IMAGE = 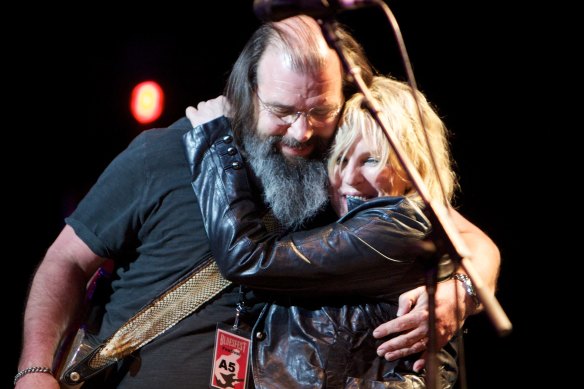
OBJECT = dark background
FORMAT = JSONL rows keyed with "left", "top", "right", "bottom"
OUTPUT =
{"left": 7, "top": 1, "right": 542, "bottom": 387}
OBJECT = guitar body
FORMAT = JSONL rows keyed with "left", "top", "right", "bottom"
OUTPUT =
{"left": 54, "top": 262, "right": 114, "bottom": 388}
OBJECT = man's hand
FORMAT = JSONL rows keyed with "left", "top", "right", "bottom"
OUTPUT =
{"left": 373, "top": 279, "right": 471, "bottom": 372}
{"left": 186, "top": 96, "right": 229, "bottom": 128}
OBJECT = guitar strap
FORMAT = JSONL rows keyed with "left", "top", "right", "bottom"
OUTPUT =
{"left": 59, "top": 257, "right": 232, "bottom": 386}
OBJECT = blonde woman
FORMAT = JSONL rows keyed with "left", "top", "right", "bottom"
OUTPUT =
{"left": 185, "top": 75, "right": 498, "bottom": 387}
{"left": 328, "top": 76, "right": 455, "bottom": 214}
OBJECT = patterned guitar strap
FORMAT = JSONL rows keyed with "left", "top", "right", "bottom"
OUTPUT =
{"left": 59, "top": 258, "right": 232, "bottom": 386}
{"left": 59, "top": 211, "right": 285, "bottom": 387}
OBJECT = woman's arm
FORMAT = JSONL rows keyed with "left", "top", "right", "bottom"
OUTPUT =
{"left": 185, "top": 117, "right": 445, "bottom": 298}
{"left": 185, "top": 106, "right": 501, "bottom": 366}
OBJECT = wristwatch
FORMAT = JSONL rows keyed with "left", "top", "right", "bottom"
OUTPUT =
{"left": 452, "top": 273, "right": 481, "bottom": 308}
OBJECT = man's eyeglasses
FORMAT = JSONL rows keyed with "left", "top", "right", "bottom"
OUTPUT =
{"left": 257, "top": 95, "right": 342, "bottom": 127}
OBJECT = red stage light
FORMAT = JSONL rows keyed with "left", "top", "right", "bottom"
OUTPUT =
{"left": 131, "top": 81, "right": 164, "bottom": 124}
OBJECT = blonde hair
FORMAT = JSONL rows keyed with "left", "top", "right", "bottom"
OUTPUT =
{"left": 328, "top": 76, "right": 458, "bottom": 204}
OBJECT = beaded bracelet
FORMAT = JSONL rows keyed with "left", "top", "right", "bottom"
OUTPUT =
{"left": 14, "top": 366, "right": 53, "bottom": 386}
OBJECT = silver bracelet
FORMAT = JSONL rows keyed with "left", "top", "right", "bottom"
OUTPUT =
{"left": 452, "top": 273, "right": 481, "bottom": 308}
{"left": 14, "top": 366, "right": 53, "bottom": 386}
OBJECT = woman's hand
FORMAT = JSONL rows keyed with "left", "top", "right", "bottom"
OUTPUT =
{"left": 186, "top": 95, "right": 230, "bottom": 128}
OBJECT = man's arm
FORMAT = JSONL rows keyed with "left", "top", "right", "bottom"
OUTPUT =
{"left": 16, "top": 225, "right": 105, "bottom": 388}
{"left": 372, "top": 209, "right": 500, "bottom": 371}
{"left": 451, "top": 208, "right": 500, "bottom": 292}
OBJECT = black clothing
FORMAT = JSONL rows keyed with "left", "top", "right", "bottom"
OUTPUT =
{"left": 67, "top": 118, "right": 260, "bottom": 388}
{"left": 185, "top": 117, "right": 458, "bottom": 388}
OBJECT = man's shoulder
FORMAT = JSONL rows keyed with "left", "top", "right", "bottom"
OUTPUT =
{"left": 125, "top": 117, "right": 193, "bottom": 154}
{"left": 138, "top": 117, "right": 192, "bottom": 141}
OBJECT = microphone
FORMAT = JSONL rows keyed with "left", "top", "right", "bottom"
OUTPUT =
{"left": 253, "top": 0, "right": 377, "bottom": 22}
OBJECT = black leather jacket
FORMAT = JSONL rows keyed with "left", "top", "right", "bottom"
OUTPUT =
{"left": 184, "top": 117, "right": 457, "bottom": 388}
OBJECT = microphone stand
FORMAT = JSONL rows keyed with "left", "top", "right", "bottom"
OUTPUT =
{"left": 318, "top": 18, "right": 512, "bottom": 389}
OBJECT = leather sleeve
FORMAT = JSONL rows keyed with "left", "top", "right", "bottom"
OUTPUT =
{"left": 184, "top": 117, "right": 438, "bottom": 298}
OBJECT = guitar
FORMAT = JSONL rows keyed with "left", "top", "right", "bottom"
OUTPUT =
{"left": 53, "top": 262, "right": 114, "bottom": 388}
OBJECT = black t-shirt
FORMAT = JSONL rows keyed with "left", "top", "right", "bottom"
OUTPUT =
{"left": 66, "top": 118, "right": 256, "bottom": 388}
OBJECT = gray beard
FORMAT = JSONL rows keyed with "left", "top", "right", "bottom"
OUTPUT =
{"left": 242, "top": 131, "right": 329, "bottom": 230}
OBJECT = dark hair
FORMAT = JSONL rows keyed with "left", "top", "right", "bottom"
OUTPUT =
{"left": 224, "top": 16, "right": 374, "bottom": 140}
